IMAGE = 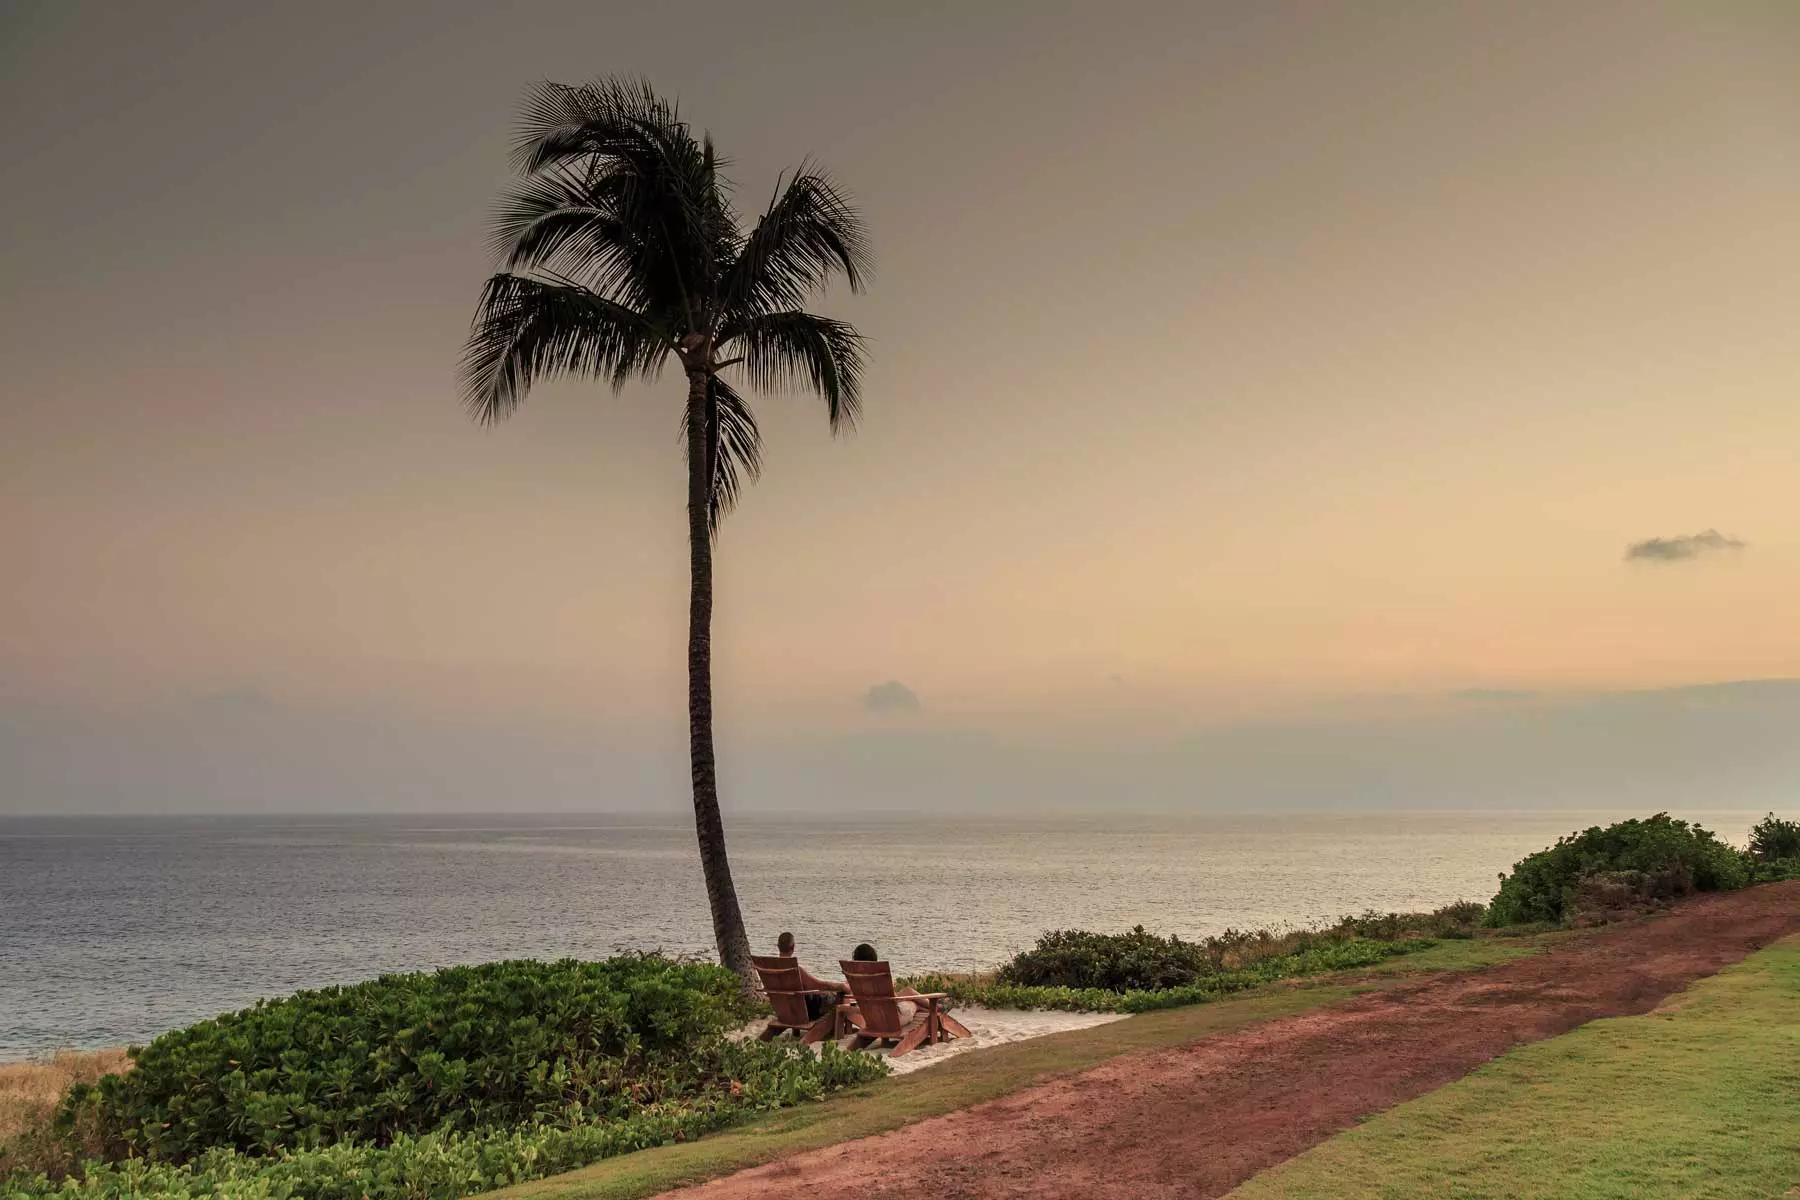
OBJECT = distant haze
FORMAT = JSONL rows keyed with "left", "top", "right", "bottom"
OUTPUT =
{"left": 4, "top": 679, "right": 1796, "bottom": 816}
{"left": 4, "top": 3, "right": 1799, "bottom": 815}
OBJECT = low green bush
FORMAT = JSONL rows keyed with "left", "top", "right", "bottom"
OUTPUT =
{"left": 996, "top": 927, "right": 1212, "bottom": 992}
{"left": 1485, "top": 814, "right": 1748, "bottom": 928}
{"left": 991, "top": 901, "right": 1478, "bottom": 1003}
{"left": 70, "top": 956, "right": 753, "bottom": 1163}
{"left": 4, "top": 1043, "right": 884, "bottom": 1200}
{"left": 1748, "top": 857, "right": 1800, "bottom": 884}
{"left": 916, "top": 937, "right": 1434, "bottom": 1013}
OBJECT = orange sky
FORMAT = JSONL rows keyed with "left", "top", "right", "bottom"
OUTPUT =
{"left": 4, "top": 2, "right": 1799, "bottom": 811}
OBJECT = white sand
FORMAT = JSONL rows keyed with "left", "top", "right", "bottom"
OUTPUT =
{"left": 732, "top": 1006, "right": 1128, "bottom": 1076}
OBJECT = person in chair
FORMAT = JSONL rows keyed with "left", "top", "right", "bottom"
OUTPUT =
{"left": 778, "top": 931, "right": 849, "bottom": 1020}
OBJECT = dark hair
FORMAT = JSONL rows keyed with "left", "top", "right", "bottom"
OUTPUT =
{"left": 851, "top": 942, "right": 877, "bottom": 962}
{"left": 777, "top": 931, "right": 795, "bottom": 955}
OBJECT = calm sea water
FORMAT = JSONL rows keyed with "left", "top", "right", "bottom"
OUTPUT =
{"left": 0, "top": 810, "right": 1759, "bottom": 1060}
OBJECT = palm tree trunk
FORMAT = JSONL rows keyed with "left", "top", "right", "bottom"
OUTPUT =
{"left": 684, "top": 367, "right": 756, "bottom": 986}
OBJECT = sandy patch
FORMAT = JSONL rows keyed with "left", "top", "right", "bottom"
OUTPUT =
{"left": 731, "top": 1006, "right": 1127, "bottom": 1075}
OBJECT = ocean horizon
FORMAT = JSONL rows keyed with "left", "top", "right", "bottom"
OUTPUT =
{"left": 0, "top": 808, "right": 1768, "bottom": 1061}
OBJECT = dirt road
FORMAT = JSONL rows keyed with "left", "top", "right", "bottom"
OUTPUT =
{"left": 672, "top": 881, "right": 1800, "bottom": 1199}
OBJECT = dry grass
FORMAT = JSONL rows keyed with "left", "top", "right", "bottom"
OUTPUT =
{"left": 0, "top": 1048, "right": 130, "bottom": 1175}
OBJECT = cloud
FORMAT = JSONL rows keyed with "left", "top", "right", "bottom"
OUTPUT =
{"left": 1624, "top": 529, "right": 1745, "bottom": 563}
{"left": 863, "top": 681, "right": 921, "bottom": 713}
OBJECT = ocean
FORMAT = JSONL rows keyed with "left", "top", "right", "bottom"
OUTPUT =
{"left": 0, "top": 809, "right": 1761, "bottom": 1060}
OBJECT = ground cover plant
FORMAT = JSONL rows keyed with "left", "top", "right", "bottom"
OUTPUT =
{"left": 913, "top": 937, "right": 1435, "bottom": 1014}
{"left": 1, "top": 957, "right": 884, "bottom": 1200}
{"left": 1227, "top": 936, "right": 1800, "bottom": 1200}
{"left": 906, "top": 905, "right": 1485, "bottom": 1013}
{"left": 80, "top": 956, "right": 751, "bottom": 1161}
{"left": 1, "top": 1047, "right": 882, "bottom": 1200}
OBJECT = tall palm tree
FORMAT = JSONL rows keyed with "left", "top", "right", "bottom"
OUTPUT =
{"left": 461, "top": 78, "right": 869, "bottom": 984}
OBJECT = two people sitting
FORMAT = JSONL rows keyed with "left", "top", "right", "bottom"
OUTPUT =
{"left": 775, "top": 931, "right": 927, "bottom": 1025}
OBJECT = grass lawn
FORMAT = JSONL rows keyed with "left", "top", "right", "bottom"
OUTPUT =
{"left": 1228, "top": 935, "right": 1800, "bottom": 1200}
{"left": 489, "top": 935, "right": 1551, "bottom": 1200}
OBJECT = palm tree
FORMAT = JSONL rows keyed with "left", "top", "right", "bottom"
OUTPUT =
{"left": 461, "top": 78, "right": 869, "bottom": 984}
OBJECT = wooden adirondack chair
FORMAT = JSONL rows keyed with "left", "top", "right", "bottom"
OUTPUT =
{"left": 839, "top": 959, "right": 972, "bottom": 1057}
{"left": 750, "top": 955, "right": 842, "bottom": 1044}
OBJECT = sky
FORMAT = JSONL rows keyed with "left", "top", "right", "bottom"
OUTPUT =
{"left": 3, "top": 1, "right": 1799, "bottom": 815}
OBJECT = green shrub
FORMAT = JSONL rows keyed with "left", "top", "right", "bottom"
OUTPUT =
{"left": 72, "top": 955, "right": 753, "bottom": 1163}
{"left": 997, "top": 927, "right": 1214, "bottom": 992}
{"left": 1747, "top": 813, "right": 1800, "bottom": 864}
{"left": 1486, "top": 814, "right": 1748, "bottom": 928}
{"left": 919, "top": 937, "right": 1434, "bottom": 1013}
{"left": 994, "top": 904, "right": 1475, "bottom": 1000}
{"left": 4, "top": 1043, "right": 885, "bottom": 1200}
{"left": 1748, "top": 857, "right": 1800, "bottom": 883}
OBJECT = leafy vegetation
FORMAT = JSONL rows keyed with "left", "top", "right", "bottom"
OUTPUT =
{"left": 968, "top": 901, "right": 1488, "bottom": 1012}
{"left": 2, "top": 957, "right": 884, "bottom": 1200}
{"left": 1484, "top": 814, "right": 1749, "bottom": 927}
{"left": 3, "top": 1044, "right": 881, "bottom": 1200}
{"left": 1230, "top": 937, "right": 1800, "bottom": 1200}
{"left": 1747, "top": 857, "right": 1800, "bottom": 883}
{"left": 73, "top": 957, "right": 752, "bottom": 1162}
{"left": 908, "top": 901, "right": 1493, "bottom": 1014}
{"left": 1746, "top": 812, "right": 1800, "bottom": 882}
{"left": 911, "top": 927, "right": 1445, "bottom": 1013}
{"left": 1747, "top": 812, "right": 1800, "bottom": 861}
{"left": 996, "top": 927, "right": 1214, "bottom": 992}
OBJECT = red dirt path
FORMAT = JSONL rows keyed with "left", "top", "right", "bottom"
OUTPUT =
{"left": 673, "top": 882, "right": 1800, "bottom": 1199}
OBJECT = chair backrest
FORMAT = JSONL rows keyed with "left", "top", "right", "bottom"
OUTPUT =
{"left": 841, "top": 959, "right": 905, "bottom": 1037}
{"left": 751, "top": 955, "right": 815, "bottom": 1027}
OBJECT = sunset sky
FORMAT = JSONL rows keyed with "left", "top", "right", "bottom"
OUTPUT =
{"left": 4, "top": 2, "right": 1798, "bottom": 813}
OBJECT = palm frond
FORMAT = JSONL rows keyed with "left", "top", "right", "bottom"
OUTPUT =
{"left": 508, "top": 77, "right": 725, "bottom": 328}
{"left": 722, "top": 168, "right": 870, "bottom": 318}
{"left": 723, "top": 310, "right": 866, "bottom": 433}
{"left": 511, "top": 77, "right": 675, "bottom": 175}
{"left": 680, "top": 375, "right": 764, "bottom": 533}
{"left": 461, "top": 273, "right": 668, "bottom": 424}
{"left": 487, "top": 166, "right": 650, "bottom": 305}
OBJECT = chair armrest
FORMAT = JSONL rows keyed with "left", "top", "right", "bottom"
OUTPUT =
{"left": 907, "top": 992, "right": 950, "bottom": 1001}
